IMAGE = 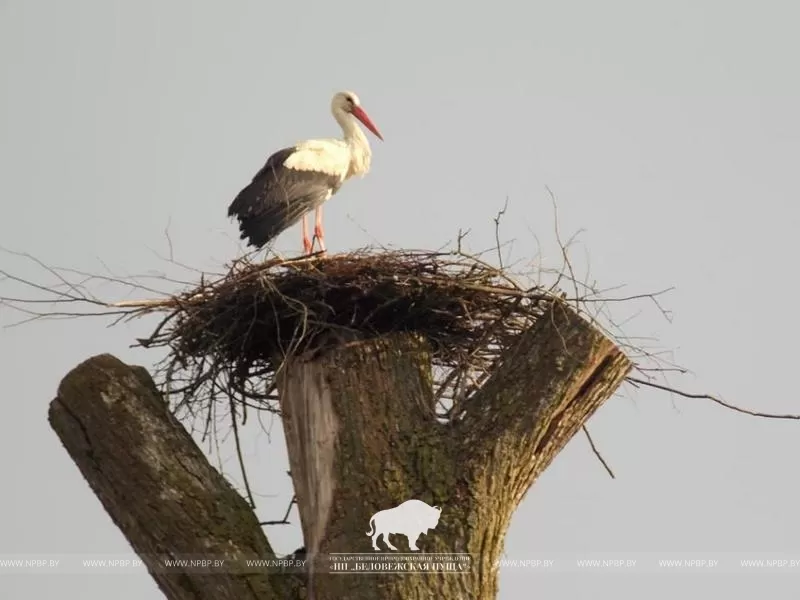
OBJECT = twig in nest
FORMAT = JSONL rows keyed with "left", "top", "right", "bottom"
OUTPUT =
{"left": 493, "top": 196, "right": 509, "bottom": 269}
{"left": 547, "top": 186, "right": 582, "bottom": 311}
{"left": 228, "top": 396, "right": 257, "bottom": 509}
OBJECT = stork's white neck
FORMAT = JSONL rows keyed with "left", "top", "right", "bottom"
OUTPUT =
{"left": 333, "top": 109, "right": 372, "bottom": 179}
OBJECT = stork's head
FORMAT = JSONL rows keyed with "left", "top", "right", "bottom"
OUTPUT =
{"left": 332, "top": 90, "right": 383, "bottom": 141}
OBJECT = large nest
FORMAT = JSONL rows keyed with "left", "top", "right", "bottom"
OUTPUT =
{"left": 139, "top": 249, "right": 562, "bottom": 423}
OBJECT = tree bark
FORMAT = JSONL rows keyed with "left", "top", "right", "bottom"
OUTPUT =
{"left": 49, "top": 354, "right": 302, "bottom": 600}
{"left": 278, "top": 300, "right": 631, "bottom": 600}
{"left": 49, "top": 300, "right": 630, "bottom": 600}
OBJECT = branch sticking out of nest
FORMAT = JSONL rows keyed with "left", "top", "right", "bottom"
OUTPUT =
{"left": 133, "top": 249, "right": 558, "bottom": 423}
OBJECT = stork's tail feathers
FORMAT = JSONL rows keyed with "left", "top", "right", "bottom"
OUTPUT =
{"left": 228, "top": 185, "right": 312, "bottom": 249}
{"left": 228, "top": 150, "right": 341, "bottom": 250}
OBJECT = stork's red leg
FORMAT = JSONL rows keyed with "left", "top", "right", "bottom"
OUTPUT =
{"left": 301, "top": 213, "right": 313, "bottom": 255}
{"left": 314, "top": 206, "right": 326, "bottom": 254}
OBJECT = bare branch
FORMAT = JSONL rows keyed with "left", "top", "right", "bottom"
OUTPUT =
{"left": 259, "top": 496, "right": 297, "bottom": 527}
{"left": 493, "top": 196, "right": 509, "bottom": 269}
{"left": 626, "top": 376, "right": 800, "bottom": 420}
{"left": 229, "top": 396, "right": 257, "bottom": 510}
{"left": 582, "top": 426, "right": 615, "bottom": 479}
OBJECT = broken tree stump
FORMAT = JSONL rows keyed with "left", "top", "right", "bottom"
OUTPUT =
{"left": 48, "top": 355, "right": 303, "bottom": 600}
{"left": 278, "top": 301, "right": 630, "bottom": 599}
{"left": 49, "top": 298, "right": 630, "bottom": 600}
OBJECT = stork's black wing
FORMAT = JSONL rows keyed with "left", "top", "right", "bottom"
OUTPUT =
{"left": 228, "top": 147, "right": 342, "bottom": 249}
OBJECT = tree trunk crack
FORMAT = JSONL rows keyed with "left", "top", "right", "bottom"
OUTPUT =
{"left": 52, "top": 396, "right": 97, "bottom": 465}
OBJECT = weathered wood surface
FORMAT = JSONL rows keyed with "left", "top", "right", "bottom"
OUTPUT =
{"left": 50, "top": 299, "right": 630, "bottom": 600}
{"left": 278, "top": 301, "right": 631, "bottom": 600}
{"left": 48, "top": 354, "right": 302, "bottom": 600}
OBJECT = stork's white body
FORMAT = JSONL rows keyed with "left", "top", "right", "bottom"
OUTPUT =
{"left": 285, "top": 135, "right": 372, "bottom": 182}
{"left": 227, "top": 91, "right": 382, "bottom": 254}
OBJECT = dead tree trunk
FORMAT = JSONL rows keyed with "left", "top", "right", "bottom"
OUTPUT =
{"left": 50, "top": 301, "right": 630, "bottom": 600}
{"left": 49, "top": 355, "right": 304, "bottom": 600}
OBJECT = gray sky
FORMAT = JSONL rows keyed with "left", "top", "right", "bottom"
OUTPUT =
{"left": 2, "top": 0, "right": 799, "bottom": 598}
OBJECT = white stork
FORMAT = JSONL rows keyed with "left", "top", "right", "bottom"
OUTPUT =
{"left": 228, "top": 90, "right": 383, "bottom": 255}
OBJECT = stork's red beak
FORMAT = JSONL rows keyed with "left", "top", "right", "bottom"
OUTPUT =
{"left": 352, "top": 106, "right": 384, "bottom": 141}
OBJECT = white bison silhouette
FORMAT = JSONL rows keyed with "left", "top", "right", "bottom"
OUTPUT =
{"left": 366, "top": 499, "right": 442, "bottom": 551}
